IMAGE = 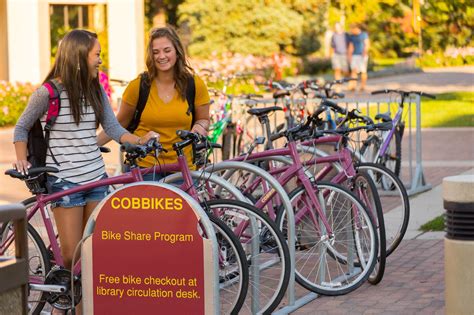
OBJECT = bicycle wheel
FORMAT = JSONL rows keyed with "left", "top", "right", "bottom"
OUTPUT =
{"left": 276, "top": 182, "right": 378, "bottom": 295}
{"left": 356, "top": 163, "right": 409, "bottom": 256}
{"left": 380, "top": 129, "right": 402, "bottom": 177}
{"left": 2, "top": 223, "right": 51, "bottom": 314}
{"left": 202, "top": 199, "right": 290, "bottom": 315}
{"left": 208, "top": 214, "right": 249, "bottom": 315}
{"left": 349, "top": 173, "right": 386, "bottom": 285}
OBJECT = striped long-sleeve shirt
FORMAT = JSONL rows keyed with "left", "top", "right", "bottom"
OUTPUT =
{"left": 14, "top": 83, "right": 128, "bottom": 184}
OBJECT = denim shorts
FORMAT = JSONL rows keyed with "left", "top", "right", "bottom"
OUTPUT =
{"left": 47, "top": 174, "right": 109, "bottom": 208}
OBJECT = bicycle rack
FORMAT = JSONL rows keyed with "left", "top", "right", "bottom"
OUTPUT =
{"left": 205, "top": 161, "right": 322, "bottom": 314}
{"left": 332, "top": 95, "right": 431, "bottom": 196}
{"left": 239, "top": 95, "right": 432, "bottom": 196}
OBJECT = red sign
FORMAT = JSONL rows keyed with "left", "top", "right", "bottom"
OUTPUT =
{"left": 90, "top": 184, "right": 209, "bottom": 314}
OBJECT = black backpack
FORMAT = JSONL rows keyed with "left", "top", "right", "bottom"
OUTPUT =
{"left": 126, "top": 72, "right": 196, "bottom": 133}
{"left": 27, "top": 80, "right": 61, "bottom": 168}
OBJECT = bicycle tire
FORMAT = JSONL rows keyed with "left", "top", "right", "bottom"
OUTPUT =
{"left": 208, "top": 214, "right": 249, "bottom": 315}
{"left": 202, "top": 199, "right": 290, "bottom": 315}
{"left": 356, "top": 163, "right": 410, "bottom": 256}
{"left": 2, "top": 223, "right": 51, "bottom": 314}
{"left": 381, "top": 129, "right": 402, "bottom": 177}
{"left": 276, "top": 181, "right": 378, "bottom": 295}
{"left": 350, "top": 173, "right": 386, "bottom": 285}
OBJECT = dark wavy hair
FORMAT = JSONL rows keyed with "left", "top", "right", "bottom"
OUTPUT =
{"left": 45, "top": 29, "right": 103, "bottom": 126}
{"left": 145, "top": 26, "right": 194, "bottom": 100}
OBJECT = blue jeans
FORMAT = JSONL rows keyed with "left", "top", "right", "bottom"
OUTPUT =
{"left": 47, "top": 174, "right": 109, "bottom": 208}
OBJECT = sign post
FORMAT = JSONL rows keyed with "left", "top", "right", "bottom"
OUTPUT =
{"left": 81, "top": 183, "right": 219, "bottom": 315}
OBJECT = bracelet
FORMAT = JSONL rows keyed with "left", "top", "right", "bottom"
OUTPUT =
{"left": 194, "top": 121, "right": 208, "bottom": 131}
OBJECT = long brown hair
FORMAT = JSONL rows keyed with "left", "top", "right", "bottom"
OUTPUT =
{"left": 45, "top": 29, "right": 103, "bottom": 125}
{"left": 145, "top": 26, "right": 194, "bottom": 100}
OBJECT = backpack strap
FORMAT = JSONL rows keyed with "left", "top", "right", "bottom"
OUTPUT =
{"left": 185, "top": 75, "right": 196, "bottom": 128}
{"left": 43, "top": 80, "right": 61, "bottom": 165}
{"left": 127, "top": 72, "right": 151, "bottom": 133}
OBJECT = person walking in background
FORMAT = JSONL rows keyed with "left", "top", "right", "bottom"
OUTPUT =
{"left": 12, "top": 29, "right": 158, "bottom": 314}
{"left": 348, "top": 23, "right": 370, "bottom": 92}
{"left": 97, "top": 26, "right": 210, "bottom": 179}
{"left": 330, "top": 22, "right": 349, "bottom": 87}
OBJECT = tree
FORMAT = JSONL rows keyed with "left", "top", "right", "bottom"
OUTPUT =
{"left": 178, "top": 0, "right": 304, "bottom": 57}
{"left": 286, "top": 0, "right": 328, "bottom": 56}
{"left": 422, "top": 0, "right": 474, "bottom": 52}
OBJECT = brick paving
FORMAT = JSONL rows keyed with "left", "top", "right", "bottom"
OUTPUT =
{"left": 286, "top": 240, "right": 445, "bottom": 314}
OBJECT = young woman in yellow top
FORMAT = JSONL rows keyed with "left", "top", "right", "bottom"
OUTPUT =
{"left": 98, "top": 26, "right": 210, "bottom": 171}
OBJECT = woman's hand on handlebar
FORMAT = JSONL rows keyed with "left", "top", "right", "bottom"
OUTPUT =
{"left": 139, "top": 131, "right": 160, "bottom": 145}
{"left": 190, "top": 121, "right": 209, "bottom": 137}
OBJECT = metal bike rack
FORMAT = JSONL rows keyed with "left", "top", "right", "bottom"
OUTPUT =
{"left": 237, "top": 95, "right": 431, "bottom": 196}
{"left": 331, "top": 95, "right": 431, "bottom": 196}
{"left": 204, "top": 161, "right": 322, "bottom": 314}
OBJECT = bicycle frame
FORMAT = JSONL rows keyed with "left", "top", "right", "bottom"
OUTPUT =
{"left": 230, "top": 139, "right": 334, "bottom": 236}
{"left": 372, "top": 96, "right": 405, "bottom": 161}
{"left": 1, "top": 168, "right": 146, "bottom": 275}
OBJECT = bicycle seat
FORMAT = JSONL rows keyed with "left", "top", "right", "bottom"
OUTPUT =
{"left": 247, "top": 106, "right": 283, "bottom": 117}
{"left": 273, "top": 90, "right": 291, "bottom": 99}
{"left": 374, "top": 113, "right": 392, "bottom": 123}
{"left": 5, "top": 166, "right": 59, "bottom": 179}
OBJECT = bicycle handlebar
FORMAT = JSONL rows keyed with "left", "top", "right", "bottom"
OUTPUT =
{"left": 371, "top": 89, "right": 436, "bottom": 99}
{"left": 120, "top": 139, "right": 165, "bottom": 164}
{"left": 321, "top": 100, "right": 348, "bottom": 114}
{"left": 176, "top": 130, "right": 207, "bottom": 142}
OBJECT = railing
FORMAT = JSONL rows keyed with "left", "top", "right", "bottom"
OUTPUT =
{"left": 239, "top": 95, "right": 431, "bottom": 195}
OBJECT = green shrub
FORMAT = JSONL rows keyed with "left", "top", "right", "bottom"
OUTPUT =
{"left": 299, "top": 57, "right": 331, "bottom": 75}
{"left": 0, "top": 81, "right": 36, "bottom": 127}
{"left": 416, "top": 52, "right": 473, "bottom": 68}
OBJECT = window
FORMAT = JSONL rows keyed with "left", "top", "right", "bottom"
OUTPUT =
{"left": 49, "top": 4, "right": 109, "bottom": 72}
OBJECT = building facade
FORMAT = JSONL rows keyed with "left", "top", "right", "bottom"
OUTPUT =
{"left": 0, "top": 0, "right": 145, "bottom": 84}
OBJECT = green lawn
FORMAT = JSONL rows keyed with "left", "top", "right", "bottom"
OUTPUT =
{"left": 359, "top": 92, "right": 474, "bottom": 128}
{"left": 420, "top": 215, "right": 444, "bottom": 232}
{"left": 371, "top": 57, "right": 406, "bottom": 71}
{"left": 417, "top": 92, "right": 474, "bottom": 127}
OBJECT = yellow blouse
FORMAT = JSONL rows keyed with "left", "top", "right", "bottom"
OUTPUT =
{"left": 122, "top": 74, "right": 210, "bottom": 168}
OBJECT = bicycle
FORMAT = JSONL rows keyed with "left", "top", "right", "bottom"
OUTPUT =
{"left": 201, "top": 68, "right": 254, "bottom": 160}
{"left": 223, "top": 104, "right": 388, "bottom": 285}
{"left": 1, "top": 141, "right": 251, "bottom": 315}
{"left": 360, "top": 89, "right": 436, "bottom": 177}
{"left": 4, "top": 131, "right": 292, "bottom": 315}
{"left": 157, "top": 131, "right": 291, "bottom": 314}
{"left": 212, "top": 107, "right": 379, "bottom": 295}
{"left": 292, "top": 102, "right": 410, "bottom": 258}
